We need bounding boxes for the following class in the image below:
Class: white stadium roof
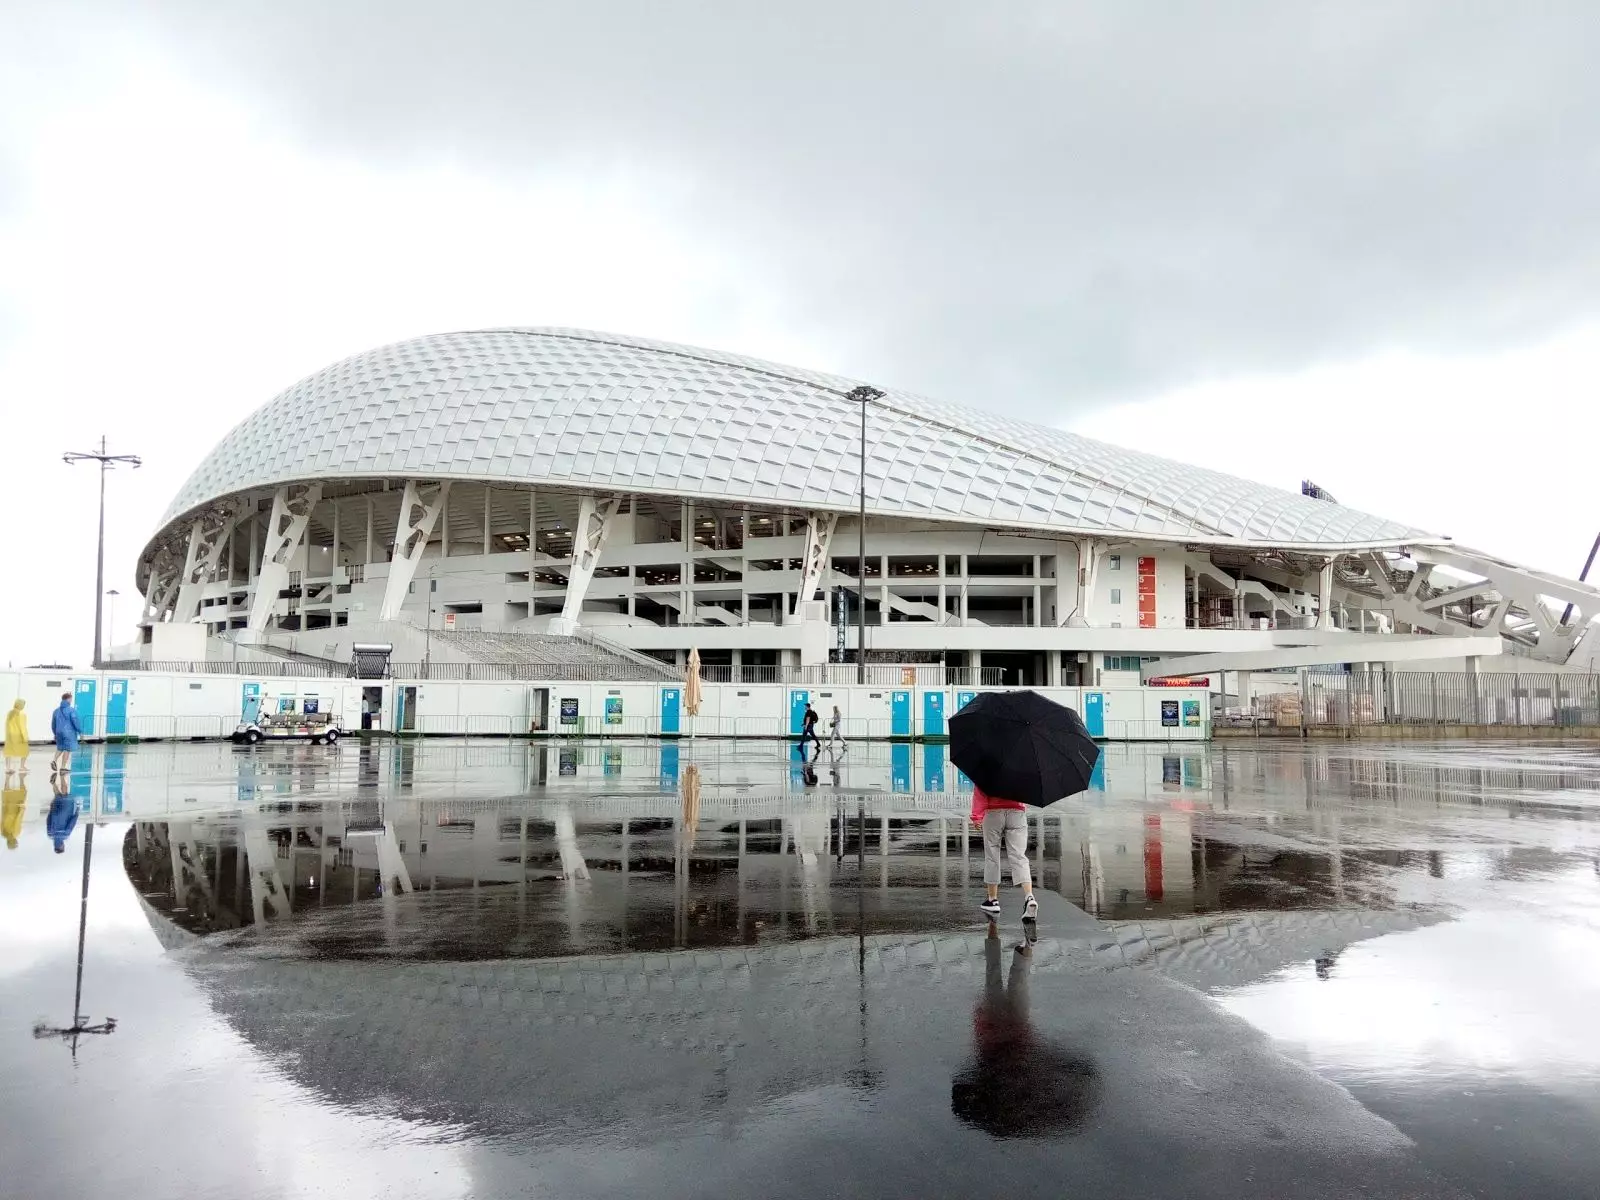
[157,328,1438,552]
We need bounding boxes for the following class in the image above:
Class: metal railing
[113,660,1008,686]
[1255,670,1600,728]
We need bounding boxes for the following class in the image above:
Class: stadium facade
[135,328,1600,687]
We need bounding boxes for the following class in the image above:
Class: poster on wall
[560,698,580,726]
[1182,699,1202,727]
[1160,700,1180,727]
[604,696,623,726]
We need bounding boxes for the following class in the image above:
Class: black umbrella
[949,690,1100,807]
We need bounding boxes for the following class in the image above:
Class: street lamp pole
[846,385,884,685]
[63,437,141,669]
[105,590,120,658]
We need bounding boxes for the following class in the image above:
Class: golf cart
[234,695,344,746]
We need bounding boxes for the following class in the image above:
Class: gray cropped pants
[982,808,1032,889]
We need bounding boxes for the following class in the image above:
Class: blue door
[1084,691,1105,738]
[922,691,946,738]
[891,690,912,738]
[105,678,129,737]
[923,743,946,792]
[101,744,126,815]
[891,742,912,792]
[659,687,681,735]
[788,689,809,735]
[241,682,262,724]
[1090,752,1106,791]
[73,678,97,738]
[955,690,976,715]
[659,741,680,788]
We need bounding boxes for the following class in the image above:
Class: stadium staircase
[422,629,679,681]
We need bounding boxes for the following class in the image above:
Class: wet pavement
[2,738,1598,1198]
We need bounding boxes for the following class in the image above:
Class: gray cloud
[25,1,1600,411]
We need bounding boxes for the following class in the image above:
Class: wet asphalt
[1,738,1597,1199]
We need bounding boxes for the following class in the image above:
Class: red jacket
[970,786,1026,823]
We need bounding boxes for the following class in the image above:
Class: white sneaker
[1022,894,1038,921]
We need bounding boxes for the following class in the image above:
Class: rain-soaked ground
[2,737,1598,1199]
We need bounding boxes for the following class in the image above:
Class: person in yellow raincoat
[3,699,28,775]
[1,779,23,849]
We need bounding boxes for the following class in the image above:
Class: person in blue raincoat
[50,692,82,773]
[46,774,77,854]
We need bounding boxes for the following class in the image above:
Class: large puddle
[3,739,1598,1198]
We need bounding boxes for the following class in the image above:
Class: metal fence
[1262,671,1600,728]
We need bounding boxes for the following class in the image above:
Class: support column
[142,548,183,625]
[483,484,493,556]
[550,493,619,636]
[379,480,449,622]
[173,507,240,623]
[365,497,374,565]
[247,484,323,633]
[1064,538,1102,627]
[794,511,839,614]
[1318,559,1336,630]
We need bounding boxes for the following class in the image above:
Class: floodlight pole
[63,437,141,669]
[847,386,885,684]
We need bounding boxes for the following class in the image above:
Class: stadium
[135,327,1600,691]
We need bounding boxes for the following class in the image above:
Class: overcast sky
[3,2,1599,666]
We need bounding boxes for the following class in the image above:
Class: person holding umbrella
[972,785,1035,918]
[950,690,1101,921]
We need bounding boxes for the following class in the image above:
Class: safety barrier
[1264,671,1600,728]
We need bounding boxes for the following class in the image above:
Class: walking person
[800,702,822,757]
[4,698,28,775]
[827,704,847,756]
[971,784,1037,920]
[49,692,82,774]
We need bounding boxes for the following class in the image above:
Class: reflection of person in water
[2,778,24,849]
[46,775,78,854]
[951,920,1101,1138]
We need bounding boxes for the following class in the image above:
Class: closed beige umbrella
[684,647,703,720]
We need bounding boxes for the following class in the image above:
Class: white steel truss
[549,494,619,636]
[379,480,450,622]
[795,511,839,614]
[248,483,324,633]
[173,505,242,624]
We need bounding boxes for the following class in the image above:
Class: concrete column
[365,497,374,565]
[1318,560,1335,630]
[1237,670,1252,716]
[971,649,984,684]
[483,484,492,555]
[528,489,538,572]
